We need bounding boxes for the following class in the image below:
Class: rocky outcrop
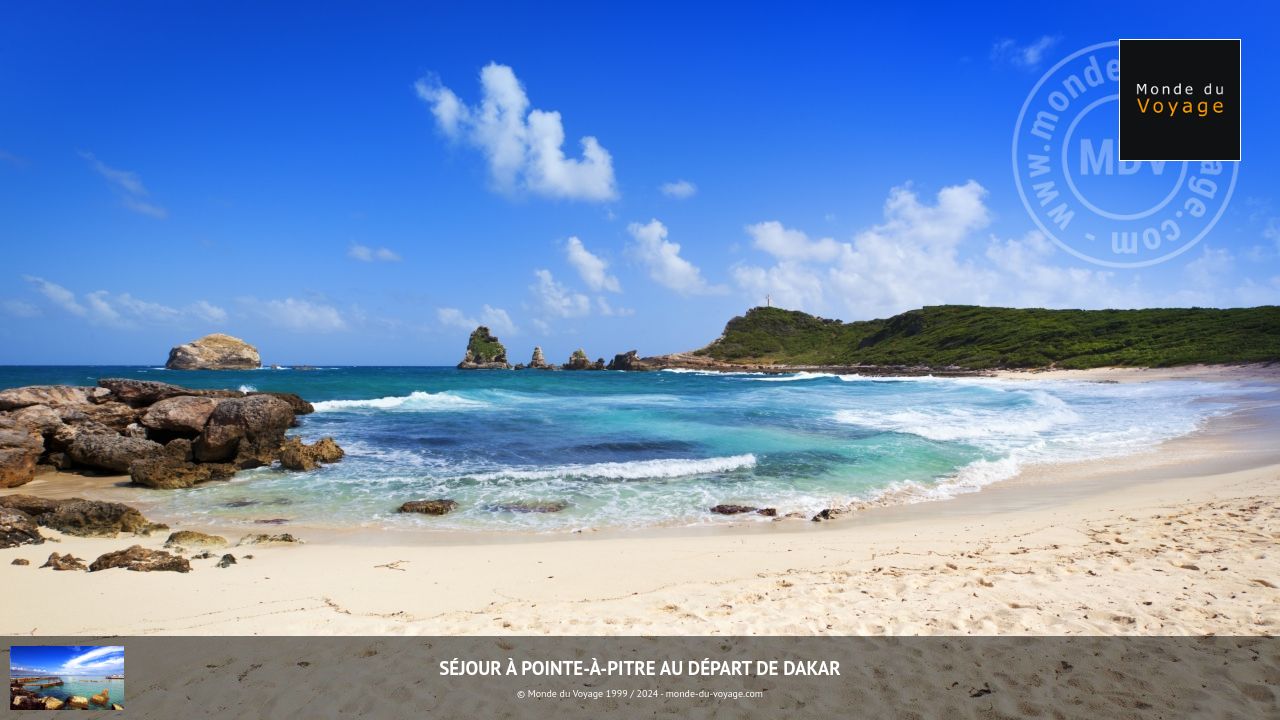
[606,350,653,371]
[68,433,163,472]
[165,333,261,370]
[90,545,191,572]
[0,507,43,548]
[457,326,512,369]
[165,530,227,548]
[398,499,458,515]
[193,395,295,467]
[563,349,592,370]
[278,436,344,471]
[41,552,87,571]
[237,532,299,545]
[40,498,164,537]
[0,379,329,487]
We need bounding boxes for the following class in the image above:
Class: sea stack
[165,334,260,370]
[528,346,552,369]
[457,327,512,369]
[563,348,592,370]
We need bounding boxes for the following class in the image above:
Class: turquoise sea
[0,366,1259,532]
[12,676,124,708]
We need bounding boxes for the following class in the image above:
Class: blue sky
[1,2,1276,365]
[10,645,125,676]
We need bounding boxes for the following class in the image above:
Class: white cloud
[660,180,697,199]
[187,299,229,323]
[255,298,346,332]
[60,646,125,675]
[348,243,402,262]
[23,275,86,316]
[595,296,634,317]
[530,269,591,317]
[564,236,620,292]
[745,221,842,262]
[436,304,517,335]
[1,299,40,318]
[416,63,617,201]
[991,36,1059,68]
[627,219,724,296]
[80,151,168,218]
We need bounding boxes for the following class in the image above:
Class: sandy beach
[2,366,1278,637]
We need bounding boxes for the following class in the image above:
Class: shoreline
[1,366,1278,635]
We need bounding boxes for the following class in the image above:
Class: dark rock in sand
[129,455,236,489]
[217,553,237,568]
[164,530,227,548]
[398,499,458,515]
[193,394,295,467]
[67,433,163,472]
[238,533,299,545]
[41,551,87,571]
[755,507,778,517]
[811,508,844,522]
[11,557,29,565]
[97,378,242,407]
[165,333,261,370]
[141,395,221,435]
[90,545,192,573]
[278,436,345,471]
[0,494,61,516]
[253,518,290,525]
[0,507,43,548]
[485,500,569,514]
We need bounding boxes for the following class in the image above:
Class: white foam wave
[463,454,758,482]
[832,392,1081,443]
[312,391,487,412]
[659,368,766,376]
[238,384,257,393]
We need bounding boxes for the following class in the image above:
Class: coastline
[2,365,1278,636]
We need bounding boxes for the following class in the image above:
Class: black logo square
[1119,39,1240,161]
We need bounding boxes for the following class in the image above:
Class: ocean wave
[312,391,487,412]
[659,368,766,376]
[238,384,257,393]
[461,454,758,482]
[831,390,1080,443]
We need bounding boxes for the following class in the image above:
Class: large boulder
[7,404,64,434]
[128,455,236,489]
[97,378,242,407]
[0,494,62,516]
[68,433,163,472]
[0,385,109,411]
[55,401,141,432]
[278,436,344,471]
[193,395,294,467]
[0,507,43,548]
[141,396,221,435]
[165,333,261,370]
[457,326,511,369]
[89,545,191,573]
[0,424,44,488]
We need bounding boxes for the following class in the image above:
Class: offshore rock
[398,499,458,515]
[563,348,592,370]
[458,326,512,369]
[278,436,344,471]
[606,350,651,371]
[165,333,261,370]
[528,346,552,369]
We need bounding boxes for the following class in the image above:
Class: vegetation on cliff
[694,305,1280,369]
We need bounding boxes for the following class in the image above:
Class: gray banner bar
[5,636,1276,718]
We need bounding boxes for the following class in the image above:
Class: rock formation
[606,350,653,371]
[0,378,338,488]
[563,349,592,370]
[484,500,569,513]
[165,333,261,370]
[0,495,165,537]
[278,436,344,471]
[399,499,458,515]
[165,530,227,548]
[528,346,552,369]
[41,552,87,571]
[0,506,43,548]
[457,326,512,369]
[89,545,192,573]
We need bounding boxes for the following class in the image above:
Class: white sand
[2,366,1278,637]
